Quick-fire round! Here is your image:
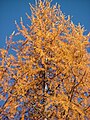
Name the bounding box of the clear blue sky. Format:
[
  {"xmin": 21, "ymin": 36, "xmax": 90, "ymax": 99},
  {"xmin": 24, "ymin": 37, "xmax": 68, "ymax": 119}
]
[{"xmin": 0, "ymin": 0, "xmax": 90, "ymax": 49}]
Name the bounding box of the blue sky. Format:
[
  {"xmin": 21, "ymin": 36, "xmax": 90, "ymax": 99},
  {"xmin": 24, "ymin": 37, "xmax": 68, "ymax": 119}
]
[{"xmin": 0, "ymin": 0, "xmax": 90, "ymax": 49}]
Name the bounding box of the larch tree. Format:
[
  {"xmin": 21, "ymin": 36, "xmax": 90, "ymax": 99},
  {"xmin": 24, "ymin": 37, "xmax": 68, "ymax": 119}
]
[{"xmin": 0, "ymin": 0, "xmax": 90, "ymax": 120}]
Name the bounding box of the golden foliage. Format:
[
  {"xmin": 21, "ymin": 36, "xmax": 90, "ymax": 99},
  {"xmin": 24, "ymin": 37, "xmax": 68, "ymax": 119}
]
[{"xmin": 0, "ymin": 0, "xmax": 90, "ymax": 119}]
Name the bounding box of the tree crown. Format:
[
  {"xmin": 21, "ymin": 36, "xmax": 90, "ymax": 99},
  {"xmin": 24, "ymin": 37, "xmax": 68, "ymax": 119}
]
[{"xmin": 0, "ymin": 0, "xmax": 90, "ymax": 119}]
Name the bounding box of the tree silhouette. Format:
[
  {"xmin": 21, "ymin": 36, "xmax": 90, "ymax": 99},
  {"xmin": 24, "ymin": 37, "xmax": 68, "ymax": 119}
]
[{"xmin": 0, "ymin": 0, "xmax": 90, "ymax": 119}]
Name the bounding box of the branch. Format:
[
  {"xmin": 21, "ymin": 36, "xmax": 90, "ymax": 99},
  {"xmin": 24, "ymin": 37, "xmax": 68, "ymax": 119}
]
[
  {"xmin": 73, "ymin": 71, "xmax": 86, "ymax": 89},
  {"xmin": 69, "ymin": 71, "xmax": 86, "ymax": 102}
]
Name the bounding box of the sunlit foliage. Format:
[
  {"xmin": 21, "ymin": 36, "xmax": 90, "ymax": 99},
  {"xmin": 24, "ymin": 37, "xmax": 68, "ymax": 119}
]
[{"xmin": 0, "ymin": 0, "xmax": 90, "ymax": 119}]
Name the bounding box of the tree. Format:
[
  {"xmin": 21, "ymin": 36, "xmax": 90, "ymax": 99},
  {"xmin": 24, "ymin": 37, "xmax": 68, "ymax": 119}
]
[{"xmin": 0, "ymin": 0, "xmax": 90, "ymax": 119}]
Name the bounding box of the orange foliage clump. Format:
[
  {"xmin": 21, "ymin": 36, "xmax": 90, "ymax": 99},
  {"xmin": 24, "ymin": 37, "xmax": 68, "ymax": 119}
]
[{"xmin": 0, "ymin": 0, "xmax": 90, "ymax": 119}]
